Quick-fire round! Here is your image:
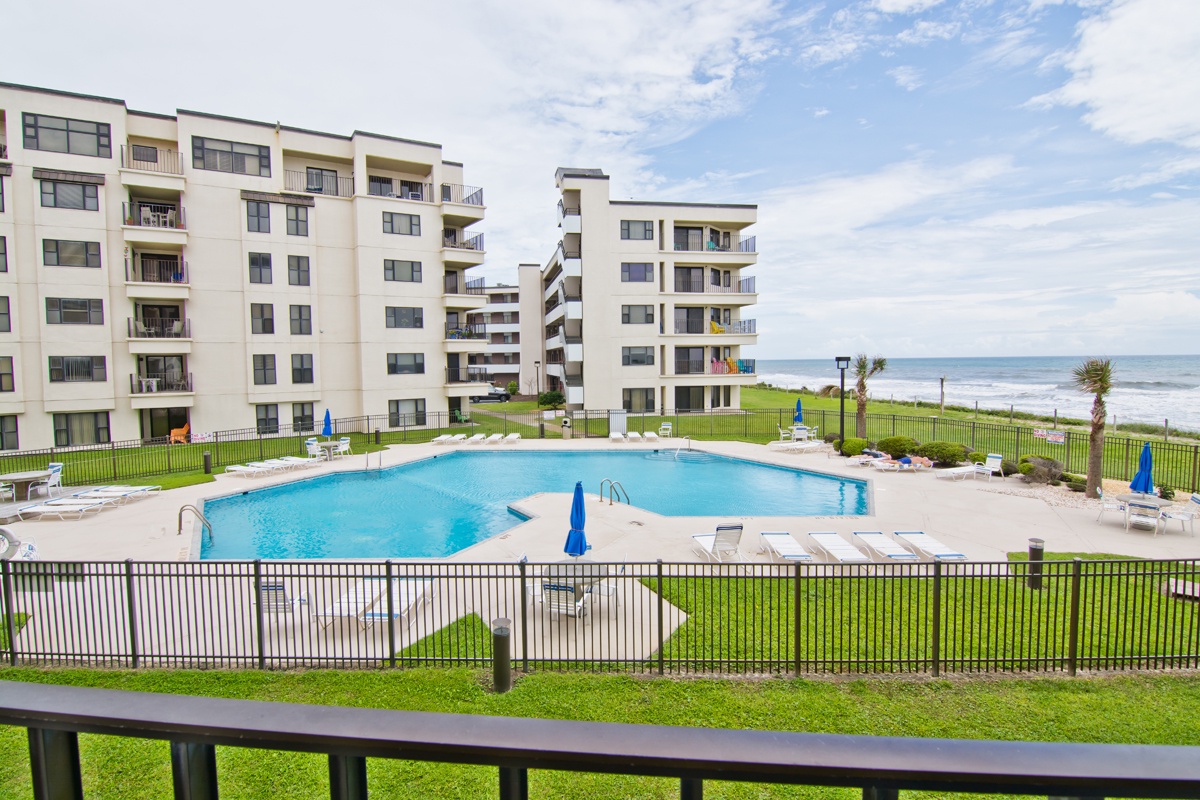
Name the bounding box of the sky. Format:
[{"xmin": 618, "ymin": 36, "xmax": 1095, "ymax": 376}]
[{"xmin": 4, "ymin": 0, "xmax": 1198, "ymax": 359}]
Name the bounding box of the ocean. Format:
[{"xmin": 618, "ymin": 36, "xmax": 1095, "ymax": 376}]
[{"xmin": 756, "ymin": 355, "xmax": 1200, "ymax": 432}]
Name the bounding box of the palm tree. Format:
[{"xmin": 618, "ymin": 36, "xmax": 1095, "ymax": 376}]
[
  {"xmin": 1072, "ymin": 358, "xmax": 1114, "ymax": 499},
  {"xmin": 854, "ymin": 354, "xmax": 887, "ymax": 438}
]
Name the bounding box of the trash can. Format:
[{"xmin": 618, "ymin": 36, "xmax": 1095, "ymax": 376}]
[{"xmin": 561, "ymin": 417, "xmax": 572, "ymax": 440}]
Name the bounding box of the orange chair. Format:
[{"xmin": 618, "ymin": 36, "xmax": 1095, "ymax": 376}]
[{"xmin": 170, "ymin": 423, "xmax": 190, "ymax": 444}]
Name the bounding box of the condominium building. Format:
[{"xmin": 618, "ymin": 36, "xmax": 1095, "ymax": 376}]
[
  {"xmin": 0, "ymin": 83, "xmax": 488, "ymax": 450},
  {"xmin": 466, "ymin": 281, "xmax": 522, "ymax": 392},
  {"xmin": 520, "ymin": 168, "xmax": 758, "ymax": 412}
]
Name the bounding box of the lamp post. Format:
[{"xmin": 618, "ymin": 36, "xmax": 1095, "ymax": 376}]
[
  {"xmin": 534, "ymin": 360, "xmax": 541, "ymax": 397},
  {"xmin": 534, "ymin": 360, "xmax": 543, "ymax": 438},
  {"xmin": 835, "ymin": 356, "xmax": 851, "ymax": 455}
]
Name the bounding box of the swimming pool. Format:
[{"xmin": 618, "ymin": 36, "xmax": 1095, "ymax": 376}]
[{"xmin": 200, "ymin": 450, "xmax": 870, "ymax": 560}]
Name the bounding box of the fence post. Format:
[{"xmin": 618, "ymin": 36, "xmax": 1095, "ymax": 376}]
[
  {"xmin": 1067, "ymin": 558, "xmax": 1082, "ymax": 677},
  {"xmin": 124, "ymin": 559, "xmax": 140, "ymax": 668},
  {"xmin": 1, "ymin": 560, "xmax": 16, "ymax": 666},
  {"xmin": 656, "ymin": 559, "xmax": 665, "ymax": 677},
  {"xmin": 891, "ymin": 415, "xmax": 896, "ymax": 437},
  {"xmin": 793, "ymin": 562, "xmax": 802, "ymax": 676},
  {"xmin": 386, "ymin": 560, "xmax": 396, "ymax": 669},
  {"xmin": 165, "ymin": 438, "xmax": 171, "ymax": 476},
  {"xmin": 519, "ymin": 560, "xmax": 529, "ymax": 672},
  {"xmin": 1192, "ymin": 445, "xmax": 1199, "ymax": 494},
  {"xmin": 110, "ymin": 440, "xmax": 118, "ymax": 482},
  {"xmin": 931, "ymin": 562, "xmax": 941, "ymax": 677},
  {"xmin": 253, "ymin": 559, "xmax": 266, "ymax": 670},
  {"xmin": 259, "ymin": 431, "xmax": 264, "ymax": 462},
  {"xmin": 971, "ymin": 421, "xmax": 976, "ymax": 452}
]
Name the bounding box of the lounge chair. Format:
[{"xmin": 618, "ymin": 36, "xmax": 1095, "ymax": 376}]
[
  {"xmin": 502, "ymin": 433, "xmax": 521, "ymax": 444},
  {"xmin": 806, "ymin": 532, "xmax": 871, "ymax": 564},
  {"xmin": 73, "ymin": 486, "xmax": 157, "ymax": 504},
  {"xmin": 872, "ymin": 460, "xmax": 901, "ymax": 472},
  {"xmin": 431, "ymin": 434, "xmax": 454, "ymax": 445},
  {"xmin": 627, "ymin": 431, "xmax": 643, "ymax": 442},
  {"xmin": 1126, "ymin": 502, "xmax": 1164, "ymax": 534},
  {"xmin": 482, "ymin": 433, "xmax": 504, "ymax": 445},
  {"xmin": 692, "ymin": 523, "xmax": 745, "ymax": 562},
  {"xmin": 170, "ymin": 423, "xmax": 190, "ymax": 444},
  {"xmin": 769, "ymin": 440, "xmax": 824, "ymax": 454},
  {"xmin": 248, "ymin": 461, "xmax": 285, "ymax": 473},
  {"xmin": 464, "ymin": 433, "xmax": 487, "ymax": 445},
  {"xmin": 361, "ymin": 578, "xmax": 435, "ymax": 628},
  {"xmin": 1096, "ymin": 489, "xmax": 1126, "ymax": 524},
  {"xmin": 658, "ymin": 422, "xmax": 672, "ymax": 437},
  {"xmin": 1162, "ymin": 496, "xmax": 1198, "ymax": 535},
  {"xmin": 934, "ymin": 466, "xmax": 975, "ymax": 481},
  {"xmin": 257, "ymin": 582, "xmax": 306, "ymax": 617},
  {"xmin": 893, "ymin": 531, "xmax": 967, "ymax": 562},
  {"xmin": 277, "ymin": 456, "xmax": 316, "ymax": 469},
  {"xmin": 974, "ymin": 454, "xmax": 1005, "ymax": 481},
  {"xmin": 445, "ymin": 434, "xmax": 468, "ymax": 445},
  {"xmin": 260, "ymin": 459, "xmax": 302, "ymax": 471},
  {"xmin": 18, "ymin": 500, "xmax": 109, "ymax": 520},
  {"xmin": 643, "ymin": 431, "xmax": 659, "ymax": 443},
  {"xmin": 609, "ymin": 432, "xmax": 626, "ymax": 443},
  {"xmin": 225, "ymin": 464, "xmax": 272, "ymax": 477},
  {"xmin": 846, "ymin": 453, "xmax": 888, "ymax": 467},
  {"xmin": 759, "ymin": 532, "xmax": 813, "ymax": 563},
  {"xmin": 543, "ymin": 584, "xmax": 589, "ymax": 622},
  {"xmin": 852, "ymin": 531, "xmax": 920, "ymax": 561},
  {"xmin": 28, "ymin": 463, "xmax": 65, "ymax": 499},
  {"xmin": 312, "ymin": 580, "xmax": 385, "ymax": 629}
]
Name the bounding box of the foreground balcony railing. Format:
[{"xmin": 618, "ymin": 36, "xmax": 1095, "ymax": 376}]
[
  {"xmin": 674, "ymin": 359, "xmax": 755, "ymax": 376},
  {"xmin": 441, "ymin": 182, "xmax": 484, "ymax": 206},
  {"xmin": 444, "ymin": 232, "xmax": 485, "ymax": 251},
  {"xmin": 674, "ymin": 276, "xmax": 756, "ymax": 294},
  {"xmin": 283, "ymin": 169, "xmax": 354, "ymax": 198},
  {"xmin": 123, "ymin": 201, "xmax": 186, "ymax": 230},
  {"xmin": 446, "ymin": 367, "xmax": 491, "ymax": 383},
  {"xmin": 557, "ymin": 199, "xmax": 580, "ymax": 216},
  {"xmin": 120, "ymin": 145, "xmax": 184, "ymax": 175},
  {"xmin": 444, "ymin": 275, "xmax": 486, "ymax": 295},
  {"xmin": 369, "ymin": 181, "xmax": 431, "ymax": 201},
  {"xmin": 126, "ymin": 257, "xmax": 188, "ymax": 285},
  {"xmin": 129, "ymin": 372, "xmax": 193, "ymax": 393},
  {"xmin": 673, "ymin": 232, "xmax": 756, "ymax": 253},
  {"xmin": 445, "ymin": 322, "xmax": 487, "ymax": 340},
  {"xmin": 127, "ymin": 318, "xmax": 190, "ymax": 339}
]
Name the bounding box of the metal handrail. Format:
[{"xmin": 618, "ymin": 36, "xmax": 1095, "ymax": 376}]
[
  {"xmin": 598, "ymin": 479, "xmax": 629, "ymax": 506},
  {"xmin": 177, "ymin": 505, "xmax": 212, "ymax": 541}
]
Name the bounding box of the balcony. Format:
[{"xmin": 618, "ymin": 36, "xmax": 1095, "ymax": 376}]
[
  {"xmin": 129, "ymin": 372, "xmax": 193, "ymax": 394},
  {"xmin": 125, "ymin": 257, "xmax": 189, "ymax": 301},
  {"xmin": 446, "ymin": 322, "xmax": 487, "ymax": 340},
  {"xmin": 445, "ymin": 366, "xmax": 491, "ymax": 384},
  {"xmin": 284, "ymin": 169, "xmax": 354, "ymax": 198},
  {"xmin": 122, "ymin": 202, "xmax": 187, "ymax": 247},
  {"xmin": 443, "ymin": 231, "xmax": 485, "ymax": 252},
  {"xmin": 672, "ymin": 232, "xmax": 756, "ymax": 253},
  {"xmin": 674, "ymin": 358, "xmax": 756, "ymax": 376},
  {"xmin": 441, "ymin": 183, "xmax": 484, "ymax": 206},
  {"xmin": 128, "ymin": 318, "xmax": 190, "ymax": 339},
  {"xmin": 715, "ymin": 319, "xmax": 756, "ymax": 335},
  {"xmin": 442, "ymin": 231, "xmax": 486, "ymax": 268},
  {"xmin": 120, "ymin": 145, "xmax": 184, "ymax": 175},
  {"xmin": 674, "ymin": 276, "xmax": 756, "ymax": 295},
  {"xmin": 444, "ymin": 274, "xmax": 485, "ymax": 295},
  {"xmin": 369, "ymin": 180, "xmax": 431, "ymax": 201}
]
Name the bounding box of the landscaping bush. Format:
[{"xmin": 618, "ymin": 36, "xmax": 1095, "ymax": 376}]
[
  {"xmin": 1002, "ymin": 460, "xmax": 1019, "ymax": 476},
  {"xmin": 537, "ymin": 390, "xmax": 565, "ymax": 409},
  {"xmin": 823, "ymin": 433, "xmax": 840, "ymax": 444},
  {"xmin": 839, "ymin": 438, "xmax": 868, "ymax": 456},
  {"xmin": 1159, "ymin": 485, "xmax": 1176, "ymax": 501},
  {"xmin": 1068, "ymin": 481, "xmax": 1086, "ymax": 492},
  {"xmin": 967, "ymin": 452, "xmax": 987, "ymax": 464},
  {"xmin": 506, "ymin": 381, "xmax": 519, "ymax": 396},
  {"xmin": 875, "ymin": 436, "xmax": 919, "ymax": 459},
  {"xmin": 914, "ymin": 441, "xmax": 969, "ymax": 466},
  {"xmin": 1018, "ymin": 456, "xmax": 1064, "ymax": 485}
]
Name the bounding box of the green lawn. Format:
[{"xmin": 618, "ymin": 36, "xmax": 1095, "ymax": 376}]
[{"xmin": 0, "ymin": 667, "xmax": 1197, "ymax": 799}]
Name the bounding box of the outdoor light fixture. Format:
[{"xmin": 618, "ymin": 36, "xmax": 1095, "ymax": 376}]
[
  {"xmin": 835, "ymin": 356, "xmax": 851, "ymax": 455},
  {"xmin": 534, "ymin": 360, "xmax": 541, "ymax": 396}
]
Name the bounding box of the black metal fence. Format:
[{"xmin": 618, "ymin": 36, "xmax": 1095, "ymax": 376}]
[{"xmin": 2, "ymin": 558, "xmax": 1197, "ymax": 675}]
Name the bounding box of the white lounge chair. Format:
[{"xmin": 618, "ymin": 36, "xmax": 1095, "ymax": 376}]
[
  {"xmin": 277, "ymin": 456, "xmax": 316, "ymax": 469},
  {"xmin": 18, "ymin": 500, "xmax": 109, "ymax": 520},
  {"xmin": 225, "ymin": 464, "xmax": 271, "ymax": 477},
  {"xmin": 934, "ymin": 466, "xmax": 975, "ymax": 481},
  {"xmin": 643, "ymin": 432, "xmax": 660, "ymax": 443},
  {"xmin": 261, "ymin": 458, "xmax": 302, "ymax": 471},
  {"xmin": 846, "ymin": 453, "xmax": 888, "ymax": 467},
  {"xmin": 257, "ymin": 582, "xmax": 306, "ymax": 617},
  {"xmin": 431, "ymin": 434, "xmax": 454, "ymax": 445},
  {"xmin": 502, "ymin": 433, "xmax": 521, "ymax": 444},
  {"xmin": 893, "ymin": 531, "xmax": 967, "ymax": 561},
  {"xmin": 361, "ymin": 578, "xmax": 434, "ymax": 628},
  {"xmin": 769, "ymin": 440, "xmax": 824, "ymax": 453},
  {"xmin": 482, "ymin": 433, "xmax": 504, "ymax": 445},
  {"xmin": 1126, "ymin": 502, "xmax": 1164, "ymax": 534},
  {"xmin": 312, "ymin": 580, "xmax": 385, "ymax": 629},
  {"xmin": 609, "ymin": 432, "xmax": 626, "ymax": 443},
  {"xmin": 759, "ymin": 532, "xmax": 813, "ymax": 563},
  {"xmin": 464, "ymin": 433, "xmax": 487, "ymax": 445},
  {"xmin": 445, "ymin": 433, "xmax": 468, "ymax": 445},
  {"xmin": 692, "ymin": 523, "xmax": 745, "ymax": 562},
  {"xmin": 627, "ymin": 431, "xmax": 643, "ymax": 442},
  {"xmin": 248, "ymin": 461, "xmax": 285, "ymax": 473},
  {"xmin": 852, "ymin": 531, "xmax": 920, "ymax": 561},
  {"xmin": 806, "ymin": 532, "xmax": 871, "ymax": 564},
  {"xmin": 72, "ymin": 486, "xmax": 155, "ymax": 504},
  {"xmin": 974, "ymin": 454, "xmax": 1005, "ymax": 481}
]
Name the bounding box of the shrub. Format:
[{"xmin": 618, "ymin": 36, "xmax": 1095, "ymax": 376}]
[
  {"xmin": 1018, "ymin": 456, "xmax": 1064, "ymax": 485},
  {"xmin": 1001, "ymin": 460, "xmax": 1019, "ymax": 477},
  {"xmin": 839, "ymin": 438, "xmax": 868, "ymax": 456},
  {"xmin": 1068, "ymin": 481, "xmax": 1086, "ymax": 492},
  {"xmin": 875, "ymin": 436, "xmax": 919, "ymax": 459},
  {"xmin": 823, "ymin": 433, "xmax": 841, "ymax": 444},
  {"xmin": 537, "ymin": 390, "xmax": 565, "ymax": 409},
  {"xmin": 1061, "ymin": 473, "xmax": 1083, "ymax": 484},
  {"xmin": 506, "ymin": 381, "xmax": 519, "ymax": 396},
  {"xmin": 967, "ymin": 452, "xmax": 987, "ymax": 464},
  {"xmin": 1159, "ymin": 485, "xmax": 1176, "ymax": 501},
  {"xmin": 914, "ymin": 441, "xmax": 969, "ymax": 466}
]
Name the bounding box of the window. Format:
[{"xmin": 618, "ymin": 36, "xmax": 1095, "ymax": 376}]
[
  {"xmin": 675, "ymin": 346, "xmax": 704, "ymax": 374},
  {"xmin": 253, "ymin": 354, "xmax": 276, "ymax": 385},
  {"xmin": 131, "ymin": 144, "xmax": 158, "ymax": 163},
  {"xmin": 622, "ymin": 346, "xmax": 655, "ymax": 366},
  {"xmin": 621, "ymin": 262, "xmax": 653, "ymax": 282},
  {"xmin": 385, "ymin": 307, "xmax": 423, "ymax": 328},
  {"xmin": 384, "ymin": 259, "xmax": 421, "ymax": 282},
  {"xmin": 255, "ymin": 404, "xmax": 279, "ymax": 434},
  {"xmin": 0, "ymin": 237, "xmax": 6, "ymax": 272},
  {"xmin": 49, "ymin": 356, "xmax": 106, "ymax": 382},
  {"xmin": 291, "ymin": 354, "xmax": 313, "ymax": 383},
  {"xmin": 0, "ymin": 298, "xmax": 9, "ymax": 332},
  {"xmin": 43, "ymin": 239, "xmax": 101, "ymax": 268},
  {"xmin": 288, "ymin": 255, "xmax": 310, "ymax": 286},
  {"xmin": 621, "ymin": 305, "xmax": 654, "ymax": 324},
  {"xmin": 23, "ymin": 113, "xmax": 111, "ymax": 157},
  {"xmin": 251, "ymin": 303, "xmax": 274, "ymax": 334},
  {"xmin": 286, "ymin": 205, "xmax": 308, "ymax": 236},
  {"xmin": 711, "ymin": 385, "xmax": 722, "ymax": 408},
  {"xmin": 0, "ymin": 357, "xmax": 13, "ymax": 392},
  {"xmin": 620, "ymin": 220, "xmax": 654, "ymax": 240},
  {"xmin": 40, "ymin": 181, "xmax": 98, "ymax": 210},
  {"xmin": 247, "ymin": 201, "xmax": 270, "ymax": 232},
  {"xmin": 53, "ymin": 412, "xmax": 110, "ymax": 446},
  {"xmin": 0, "ymin": 416, "xmax": 16, "ymax": 450},
  {"xmin": 47, "ymin": 298, "xmax": 103, "ymax": 325},
  {"xmin": 383, "ymin": 212, "xmax": 420, "ymax": 236},
  {"xmin": 292, "ymin": 402, "xmax": 314, "ymax": 431},
  {"xmin": 623, "ymin": 388, "xmax": 655, "ymax": 412},
  {"xmin": 368, "ymin": 176, "xmax": 393, "ymax": 196},
  {"xmin": 389, "ymin": 398, "xmax": 426, "ymax": 427},
  {"xmin": 192, "ymin": 136, "xmax": 270, "ymax": 176},
  {"xmin": 387, "ymin": 353, "xmax": 425, "ymax": 375},
  {"xmin": 306, "ymin": 167, "xmax": 337, "ymax": 194},
  {"xmin": 290, "ymin": 305, "xmax": 312, "ymax": 335},
  {"xmin": 249, "ymin": 253, "xmax": 272, "ymax": 284}
]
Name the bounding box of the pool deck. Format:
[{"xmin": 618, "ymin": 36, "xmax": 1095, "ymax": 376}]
[{"xmin": 5, "ymin": 438, "xmax": 1198, "ymax": 564}]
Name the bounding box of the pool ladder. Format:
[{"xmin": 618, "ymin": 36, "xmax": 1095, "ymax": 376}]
[
  {"xmin": 673, "ymin": 436, "xmax": 691, "ymax": 459},
  {"xmin": 599, "ymin": 479, "xmax": 629, "ymax": 506},
  {"xmin": 177, "ymin": 505, "xmax": 213, "ymax": 542}
]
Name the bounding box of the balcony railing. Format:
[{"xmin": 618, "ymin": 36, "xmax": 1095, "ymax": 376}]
[
  {"xmin": 126, "ymin": 257, "xmax": 188, "ymax": 285},
  {"xmin": 369, "ymin": 181, "xmax": 432, "ymax": 201},
  {"xmin": 445, "ymin": 367, "xmax": 491, "ymax": 384},
  {"xmin": 120, "ymin": 145, "xmax": 184, "ymax": 175},
  {"xmin": 0, "ymin": 143, "xmax": 7, "ymax": 160},
  {"xmin": 283, "ymin": 169, "xmax": 354, "ymax": 198},
  {"xmin": 675, "ymin": 359, "xmax": 705, "ymax": 375},
  {"xmin": 443, "ymin": 275, "xmax": 485, "ymax": 294},
  {"xmin": 672, "ymin": 232, "xmax": 756, "ymax": 253},
  {"xmin": 129, "ymin": 372, "xmax": 193, "ymax": 393},
  {"xmin": 446, "ymin": 322, "xmax": 487, "ymax": 340},
  {"xmin": 127, "ymin": 318, "xmax": 191, "ymax": 339},
  {"xmin": 673, "ymin": 320, "xmax": 705, "ymax": 334},
  {"xmin": 441, "ymin": 182, "xmax": 484, "ymax": 206},
  {"xmin": 716, "ymin": 319, "xmax": 756, "ymax": 334},
  {"xmin": 711, "ymin": 358, "xmax": 755, "ymax": 375},
  {"xmin": 674, "ymin": 276, "xmax": 756, "ymax": 294},
  {"xmin": 443, "ymin": 232, "xmax": 485, "ymax": 251},
  {"xmin": 123, "ymin": 202, "xmax": 186, "ymax": 230},
  {"xmin": 557, "ymin": 199, "xmax": 580, "ymax": 216}
]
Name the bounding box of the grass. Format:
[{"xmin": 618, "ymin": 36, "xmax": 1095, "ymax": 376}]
[{"xmin": 0, "ymin": 667, "xmax": 1197, "ymax": 798}]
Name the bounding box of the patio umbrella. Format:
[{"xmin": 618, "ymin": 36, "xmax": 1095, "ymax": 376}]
[
  {"xmin": 321, "ymin": 409, "xmax": 332, "ymax": 440},
  {"xmin": 793, "ymin": 398, "xmax": 804, "ymax": 425},
  {"xmin": 563, "ymin": 481, "xmax": 588, "ymax": 557},
  {"xmin": 1129, "ymin": 442, "xmax": 1155, "ymax": 495}
]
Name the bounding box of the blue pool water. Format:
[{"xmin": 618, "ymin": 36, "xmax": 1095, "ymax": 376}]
[{"xmin": 200, "ymin": 451, "xmax": 870, "ymax": 560}]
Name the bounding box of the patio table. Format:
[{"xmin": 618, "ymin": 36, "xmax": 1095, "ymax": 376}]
[
  {"xmin": 542, "ymin": 560, "xmax": 609, "ymax": 591},
  {"xmin": 0, "ymin": 469, "xmax": 52, "ymax": 502},
  {"xmin": 1115, "ymin": 494, "xmax": 1171, "ymax": 507},
  {"xmin": 316, "ymin": 441, "xmax": 340, "ymax": 460}
]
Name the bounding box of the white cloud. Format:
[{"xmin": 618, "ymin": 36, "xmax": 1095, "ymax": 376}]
[
  {"xmin": 888, "ymin": 65, "xmax": 925, "ymax": 90},
  {"xmin": 813, "ymin": 107, "xmax": 832, "ymax": 117},
  {"xmin": 874, "ymin": 0, "xmax": 947, "ymax": 12},
  {"xmin": 896, "ymin": 19, "xmax": 961, "ymax": 45},
  {"xmin": 1034, "ymin": 0, "xmax": 1200, "ymax": 148}
]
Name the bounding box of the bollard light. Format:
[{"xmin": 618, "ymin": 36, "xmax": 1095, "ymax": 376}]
[
  {"xmin": 1027, "ymin": 538, "xmax": 1045, "ymax": 590},
  {"xmin": 835, "ymin": 356, "xmax": 851, "ymax": 455},
  {"xmin": 492, "ymin": 617, "xmax": 513, "ymax": 693}
]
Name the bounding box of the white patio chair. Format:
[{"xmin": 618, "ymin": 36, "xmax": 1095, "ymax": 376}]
[
  {"xmin": 29, "ymin": 463, "xmax": 65, "ymax": 498},
  {"xmin": 974, "ymin": 454, "xmax": 1005, "ymax": 481},
  {"xmin": 692, "ymin": 523, "xmax": 745, "ymax": 563},
  {"xmin": 544, "ymin": 584, "xmax": 590, "ymax": 623},
  {"xmin": 1126, "ymin": 502, "xmax": 1164, "ymax": 535},
  {"xmin": 335, "ymin": 437, "xmax": 352, "ymax": 457},
  {"xmin": 1096, "ymin": 489, "xmax": 1126, "ymax": 524}
]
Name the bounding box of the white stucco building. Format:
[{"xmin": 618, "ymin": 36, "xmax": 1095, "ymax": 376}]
[
  {"xmin": 0, "ymin": 83, "xmax": 488, "ymax": 450},
  {"xmin": 520, "ymin": 168, "xmax": 759, "ymax": 413}
]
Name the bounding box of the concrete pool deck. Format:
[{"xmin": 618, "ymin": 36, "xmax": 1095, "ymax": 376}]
[{"xmin": 6, "ymin": 438, "xmax": 1198, "ymax": 564}]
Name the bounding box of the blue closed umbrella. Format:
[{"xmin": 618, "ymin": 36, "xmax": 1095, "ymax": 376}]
[
  {"xmin": 321, "ymin": 409, "xmax": 332, "ymax": 439},
  {"xmin": 564, "ymin": 481, "xmax": 588, "ymax": 557},
  {"xmin": 794, "ymin": 398, "xmax": 804, "ymax": 425},
  {"xmin": 1129, "ymin": 442, "xmax": 1154, "ymax": 495}
]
